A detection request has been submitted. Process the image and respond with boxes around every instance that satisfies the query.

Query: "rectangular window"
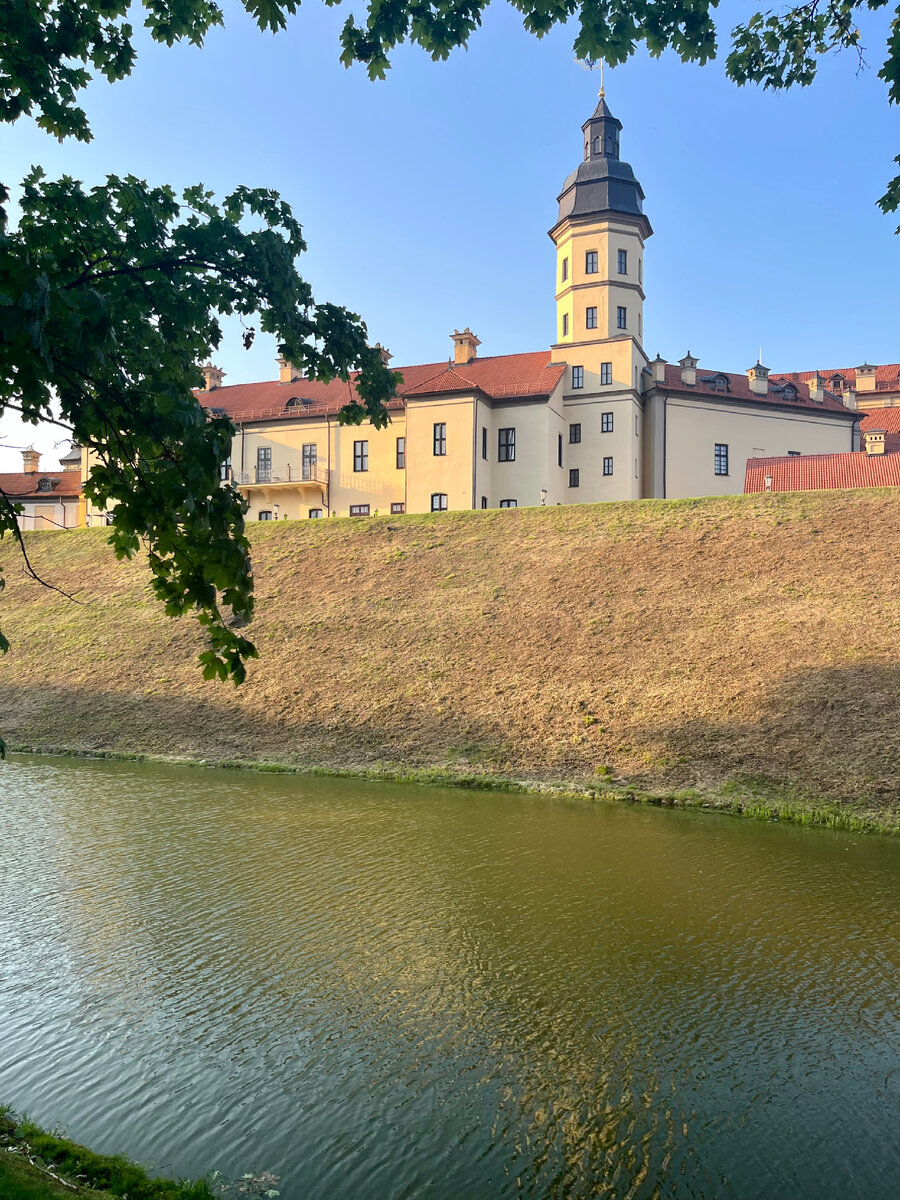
[390,502,405,514]
[585,251,598,274]
[498,427,516,462]
[617,306,627,329]
[430,493,448,512]
[788,450,801,456]
[349,504,370,516]
[601,362,612,385]
[601,411,614,433]
[569,423,581,444]
[302,443,317,480]
[603,457,614,476]
[586,306,597,329]
[714,444,729,476]
[499,499,517,508]
[482,427,487,460]
[562,313,569,337]
[256,446,271,482]
[618,249,628,274]
[433,422,446,456]
[353,440,368,472]
[396,436,405,469]
[258,509,273,521]
[638,258,642,284]
[571,365,584,389]
[569,469,580,488]
[558,433,563,468]
[481,496,488,509]
[308,508,323,519]
[561,257,569,281]
[220,455,232,481]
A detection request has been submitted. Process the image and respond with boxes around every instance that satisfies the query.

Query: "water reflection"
[2,756,900,1198]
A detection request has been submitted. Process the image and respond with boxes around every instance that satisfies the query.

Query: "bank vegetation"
[2,491,898,830]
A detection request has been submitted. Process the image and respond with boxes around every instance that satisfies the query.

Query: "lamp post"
[273,502,280,520]
[540,488,547,506]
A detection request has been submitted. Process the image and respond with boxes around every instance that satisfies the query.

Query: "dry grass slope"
[2,491,899,825]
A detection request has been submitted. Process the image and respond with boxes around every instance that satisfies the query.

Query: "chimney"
[747,361,770,396]
[650,353,667,384]
[201,362,225,391]
[805,373,825,404]
[277,355,300,384]
[678,352,698,386]
[451,327,480,366]
[855,362,876,394]
[375,343,393,366]
[864,429,887,455]
[21,447,40,474]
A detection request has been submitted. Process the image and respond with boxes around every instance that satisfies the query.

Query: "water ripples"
[2,757,900,1197]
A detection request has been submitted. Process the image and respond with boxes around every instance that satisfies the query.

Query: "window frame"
[714,443,729,476]
[390,501,406,514]
[308,508,323,519]
[569,423,582,444]
[616,306,627,330]
[603,456,614,477]
[349,503,370,516]
[571,365,584,390]
[561,257,569,282]
[569,469,580,488]
[617,249,628,275]
[586,306,598,330]
[499,499,517,508]
[481,427,487,460]
[396,436,405,470]
[498,427,516,462]
[601,411,614,433]
[258,509,273,521]
[600,362,612,386]
[585,250,598,274]
[353,440,369,472]
[433,422,447,456]
[430,493,448,512]
[562,313,569,337]
[256,446,272,482]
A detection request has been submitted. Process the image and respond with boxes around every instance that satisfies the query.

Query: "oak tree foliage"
[0,0,896,750]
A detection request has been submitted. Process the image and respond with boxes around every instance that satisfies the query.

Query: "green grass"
[0,1110,213,1200]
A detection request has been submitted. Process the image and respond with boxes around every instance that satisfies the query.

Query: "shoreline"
[8,743,897,838]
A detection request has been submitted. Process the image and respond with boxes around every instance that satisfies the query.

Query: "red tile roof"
[661,365,854,415]
[774,364,900,393]
[745,451,900,494]
[0,471,82,499]
[200,351,567,423]
[860,407,900,452]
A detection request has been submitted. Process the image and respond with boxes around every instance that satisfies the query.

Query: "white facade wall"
[563,394,643,501]
[662,398,856,498]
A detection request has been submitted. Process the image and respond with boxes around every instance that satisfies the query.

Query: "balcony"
[234,463,329,487]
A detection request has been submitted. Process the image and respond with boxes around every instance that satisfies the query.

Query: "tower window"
[586,306,597,329]
[601,412,614,432]
[431,493,448,512]
[353,440,368,472]
[433,422,446,456]
[601,362,612,385]
[592,137,600,154]
[396,436,405,469]
[562,313,569,337]
[617,306,627,329]
[569,423,581,444]
[561,257,569,281]
[585,251,598,274]
[603,457,614,476]
[498,427,516,462]
[714,444,729,476]
[571,366,584,390]
[617,249,627,274]
[569,469,580,488]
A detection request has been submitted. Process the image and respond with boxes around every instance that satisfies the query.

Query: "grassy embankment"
[2,490,899,831]
[0,1109,211,1199]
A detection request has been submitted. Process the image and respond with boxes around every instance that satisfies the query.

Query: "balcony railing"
[234,463,329,486]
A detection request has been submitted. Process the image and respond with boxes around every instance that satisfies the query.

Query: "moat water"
[2,755,900,1198]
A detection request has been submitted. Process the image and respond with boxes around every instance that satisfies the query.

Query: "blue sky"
[1,0,897,468]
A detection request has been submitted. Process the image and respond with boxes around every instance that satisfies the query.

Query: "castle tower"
[549,94,651,374]
[549,93,652,500]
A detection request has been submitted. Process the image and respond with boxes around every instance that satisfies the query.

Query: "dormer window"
[701,373,730,394]
[36,478,54,492]
[285,397,302,408]
[782,384,798,401]
[830,375,844,393]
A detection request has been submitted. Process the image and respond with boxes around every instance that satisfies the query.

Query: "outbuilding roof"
[0,471,83,499]
[745,451,900,493]
[660,365,854,415]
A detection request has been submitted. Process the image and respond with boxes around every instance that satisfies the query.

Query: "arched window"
[592,137,600,154]
[606,136,616,154]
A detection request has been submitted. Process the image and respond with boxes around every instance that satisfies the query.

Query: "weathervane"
[577,55,606,98]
